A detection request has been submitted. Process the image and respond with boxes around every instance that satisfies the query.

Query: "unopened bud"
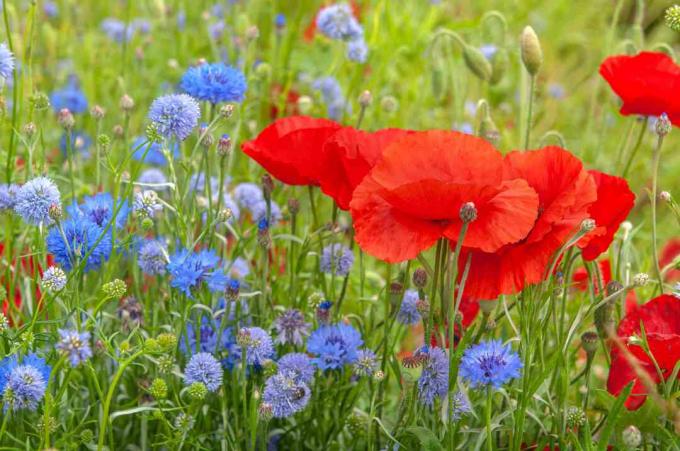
[23,122,37,137]
[217,208,233,223]
[113,124,124,139]
[520,26,543,75]
[463,45,492,82]
[358,90,372,107]
[412,268,428,288]
[261,174,274,201]
[297,96,313,115]
[566,406,587,429]
[58,108,75,129]
[90,105,105,119]
[219,104,234,118]
[48,203,63,222]
[459,202,478,224]
[656,113,671,137]
[258,402,273,421]
[581,331,599,356]
[120,94,135,112]
[660,191,672,202]
[217,134,231,156]
[288,198,300,216]
[581,218,596,233]
[632,273,649,287]
[606,280,624,296]
[246,25,259,41]
[621,425,641,449]
[489,48,509,85]
[666,5,680,32]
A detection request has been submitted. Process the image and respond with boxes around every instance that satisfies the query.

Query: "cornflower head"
[416,346,449,407]
[183,352,223,392]
[320,244,354,276]
[273,309,311,346]
[0,42,14,80]
[42,266,67,292]
[180,62,247,104]
[459,339,522,389]
[133,190,162,218]
[50,80,88,114]
[0,184,19,210]
[307,323,363,370]
[137,239,168,275]
[138,168,169,190]
[353,349,378,377]
[166,248,225,297]
[397,289,421,325]
[312,76,349,120]
[0,353,51,412]
[148,94,201,141]
[45,216,112,272]
[69,192,129,229]
[262,371,311,418]
[56,329,92,366]
[277,353,315,383]
[239,327,275,367]
[14,176,61,225]
[100,18,134,43]
[316,3,363,41]
[346,38,368,63]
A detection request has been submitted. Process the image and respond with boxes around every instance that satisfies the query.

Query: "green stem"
[651,133,665,294]
[523,76,535,149]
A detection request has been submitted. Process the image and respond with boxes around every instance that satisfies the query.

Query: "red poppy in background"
[607,294,680,410]
[319,127,412,210]
[0,244,50,322]
[599,52,680,126]
[350,130,540,263]
[304,1,362,41]
[660,238,680,281]
[241,116,341,186]
[429,294,480,348]
[578,170,635,261]
[269,84,300,119]
[461,147,597,299]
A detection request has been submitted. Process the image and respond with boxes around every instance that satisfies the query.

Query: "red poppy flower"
[607,294,680,409]
[461,147,597,299]
[350,130,540,263]
[241,116,342,186]
[600,52,680,126]
[319,127,412,210]
[577,171,635,261]
[660,238,680,281]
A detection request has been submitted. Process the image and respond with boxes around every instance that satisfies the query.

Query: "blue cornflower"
[346,39,368,63]
[0,353,51,412]
[133,190,162,218]
[138,168,169,190]
[417,347,449,407]
[450,391,471,420]
[0,183,19,210]
[56,329,92,366]
[249,199,282,226]
[320,244,354,276]
[240,327,275,367]
[69,192,129,229]
[0,42,14,80]
[131,136,180,165]
[263,372,311,418]
[316,3,363,41]
[60,131,92,158]
[233,182,263,210]
[41,266,67,292]
[180,62,247,104]
[43,1,58,18]
[397,289,421,325]
[183,352,223,392]
[353,348,378,377]
[46,216,112,272]
[479,44,498,60]
[275,13,286,28]
[459,339,522,389]
[307,323,363,370]
[277,353,315,383]
[273,309,310,346]
[50,82,88,114]
[100,18,134,43]
[14,176,61,225]
[313,76,349,120]
[138,239,167,275]
[148,94,201,141]
[166,248,222,296]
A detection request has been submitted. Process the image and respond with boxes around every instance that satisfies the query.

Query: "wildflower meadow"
[0,0,680,449]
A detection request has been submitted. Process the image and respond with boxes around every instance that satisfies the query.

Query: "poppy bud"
[480,116,500,145]
[255,62,271,81]
[463,45,492,82]
[459,202,478,224]
[655,113,671,137]
[520,26,543,75]
[489,48,509,85]
[412,268,428,288]
[621,425,641,449]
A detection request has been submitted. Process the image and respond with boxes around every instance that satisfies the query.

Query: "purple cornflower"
[277,353,315,383]
[56,329,92,366]
[138,240,168,275]
[14,177,61,225]
[320,244,354,276]
[459,339,522,389]
[138,168,169,190]
[101,18,134,43]
[148,94,201,141]
[307,323,363,371]
[0,184,19,210]
[316,3,363,41]
[183,352,223,392]
[346,39,368,63]
[233,183,263,210]
[353,349,378,377]
[262,372,311,418]
[450,391,471,420]
[41,266,67,292]
[240,327,275,367]
[0,353,51,412]
[397,289,421,325]
[273,309,310,346]
[417,347,448,407]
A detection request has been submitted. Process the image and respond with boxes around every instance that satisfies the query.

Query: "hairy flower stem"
[651,133,666,294]
[621,117,648,179]
[523,76,535,149]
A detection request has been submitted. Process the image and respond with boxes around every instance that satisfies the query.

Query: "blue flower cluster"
[14,176,61,225]
[148,94,201,141]
[307,323,363,370]
[316,3,368,63]
[397,289,421,325]
[459,339,522,389]
[320,243,354,276]
[180,62,247,104]
[166,248,234,297]
[0,353,51,412]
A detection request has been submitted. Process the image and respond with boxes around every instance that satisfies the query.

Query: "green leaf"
[402,426,444,451]
[110,406,158,421]
[597,382,633,450]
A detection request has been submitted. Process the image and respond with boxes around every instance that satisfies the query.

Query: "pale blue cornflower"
[148,94,201,141]
[183,352,223,392]
[14,176,61,225]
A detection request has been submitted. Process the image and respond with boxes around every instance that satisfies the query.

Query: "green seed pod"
[463,45,492,81]
[489,47,509,85]
[666,5,680,32]
[188,382,208,401]
[149,378,168,400]
[520,26,543,75]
